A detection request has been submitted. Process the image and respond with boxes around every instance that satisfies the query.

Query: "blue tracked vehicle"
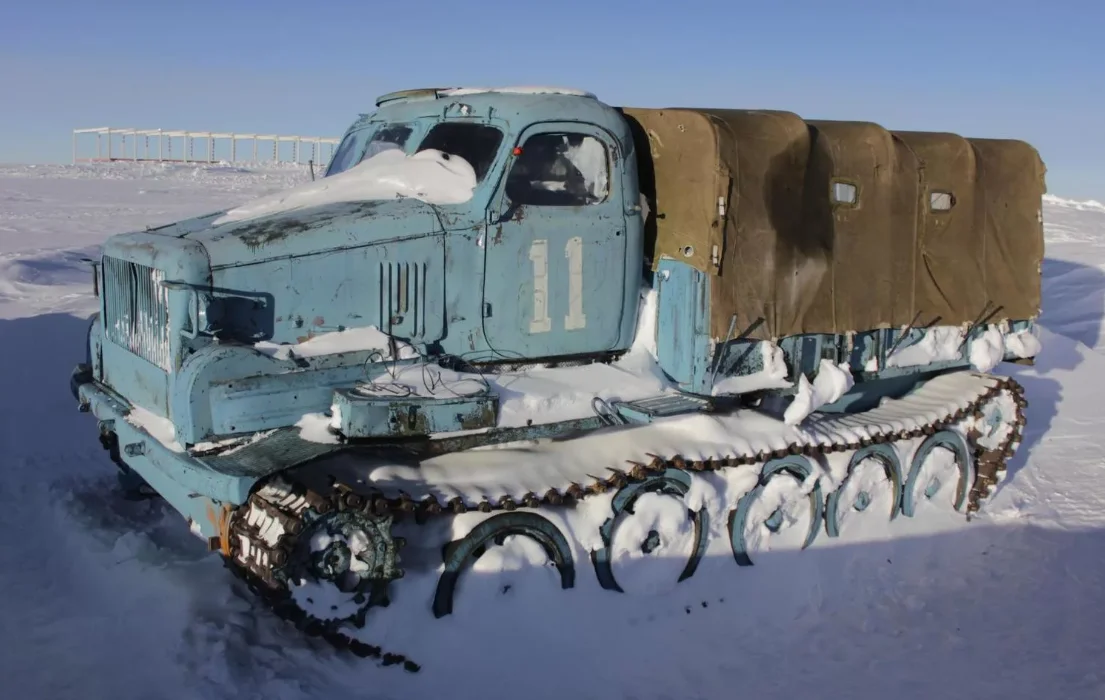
[71,87,1043,665]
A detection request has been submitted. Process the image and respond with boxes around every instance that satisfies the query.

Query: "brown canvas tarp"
[620,107,1046,341]
[895,131,986,326]
[805,120,899,334]
[619,109,727,276]
[972,138,1047,322]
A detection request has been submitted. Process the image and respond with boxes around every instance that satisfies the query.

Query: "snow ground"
[2,162,1105,700]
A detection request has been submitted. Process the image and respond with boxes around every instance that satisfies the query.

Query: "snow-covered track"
[224,371,1026,672]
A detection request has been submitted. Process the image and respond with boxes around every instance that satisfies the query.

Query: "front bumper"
[71,363,93,404]
[71,364,250,543]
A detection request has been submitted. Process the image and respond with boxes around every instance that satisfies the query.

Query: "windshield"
[327,120,505,184]
[325,123,413,177]
[415,123,504,182]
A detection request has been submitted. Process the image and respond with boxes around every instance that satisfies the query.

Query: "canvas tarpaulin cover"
[620,107,1046,341]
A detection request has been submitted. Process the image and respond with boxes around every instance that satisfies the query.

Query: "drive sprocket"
[225,477,418,670]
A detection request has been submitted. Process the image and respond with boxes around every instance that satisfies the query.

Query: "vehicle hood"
[143,197,449,266]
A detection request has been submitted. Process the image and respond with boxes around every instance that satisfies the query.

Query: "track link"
[224,374,1027,671]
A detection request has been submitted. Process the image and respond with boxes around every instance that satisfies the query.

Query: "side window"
[328,131,367,176]
[506,133,610,206]
[362,124,412,161]
[325,123,412,177]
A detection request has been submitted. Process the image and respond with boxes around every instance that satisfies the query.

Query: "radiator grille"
[102,256,171,370]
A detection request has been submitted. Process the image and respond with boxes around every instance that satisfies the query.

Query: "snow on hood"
[212,148,477,226]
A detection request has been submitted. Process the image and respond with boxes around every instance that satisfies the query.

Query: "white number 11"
[529,237,586,334]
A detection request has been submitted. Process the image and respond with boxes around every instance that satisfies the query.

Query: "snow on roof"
[436,86,596,98]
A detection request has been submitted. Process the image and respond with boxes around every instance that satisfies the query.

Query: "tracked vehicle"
[71,87,1044,667]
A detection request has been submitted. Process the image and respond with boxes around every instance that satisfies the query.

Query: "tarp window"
[930,190,955,211]
[831,180,859,206]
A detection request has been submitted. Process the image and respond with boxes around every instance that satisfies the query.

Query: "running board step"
[613,393,714,423]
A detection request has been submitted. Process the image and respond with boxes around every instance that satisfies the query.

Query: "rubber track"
[224,375,1027,672]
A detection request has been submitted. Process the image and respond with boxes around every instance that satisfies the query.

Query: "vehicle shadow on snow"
[0,312,119,512]
[0,311,98,435]
[0,312,393,692]
[56,473,213,560]
[0,312,212,565]
[1040,257,1105,351]
[997,256,1105,485]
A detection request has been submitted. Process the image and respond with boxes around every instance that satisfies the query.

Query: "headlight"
[197,294,224,333]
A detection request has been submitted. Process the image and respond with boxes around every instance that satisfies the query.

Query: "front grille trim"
[102,256,172,371]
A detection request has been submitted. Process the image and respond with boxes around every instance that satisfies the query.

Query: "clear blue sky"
[1,0,1101,199]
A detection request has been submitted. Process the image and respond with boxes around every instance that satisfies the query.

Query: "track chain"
[224,375,1027,672]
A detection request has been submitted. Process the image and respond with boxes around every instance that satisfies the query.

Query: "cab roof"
[375,86,596,106]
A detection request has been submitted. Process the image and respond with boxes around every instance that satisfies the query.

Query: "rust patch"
[388,406,431,436]
[493,224,503,246]
[205,501,234,555]
[312,316,325,327]
[457,403,497,430]
[234,217,314,249]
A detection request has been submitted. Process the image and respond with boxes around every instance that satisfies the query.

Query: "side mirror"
[490,200,522,225]
[80,257,101,297]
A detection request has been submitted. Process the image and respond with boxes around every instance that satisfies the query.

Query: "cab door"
[481,122,627,359]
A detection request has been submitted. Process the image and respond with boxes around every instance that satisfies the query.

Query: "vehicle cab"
[323,86,646,360]
[73,87,646,452]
